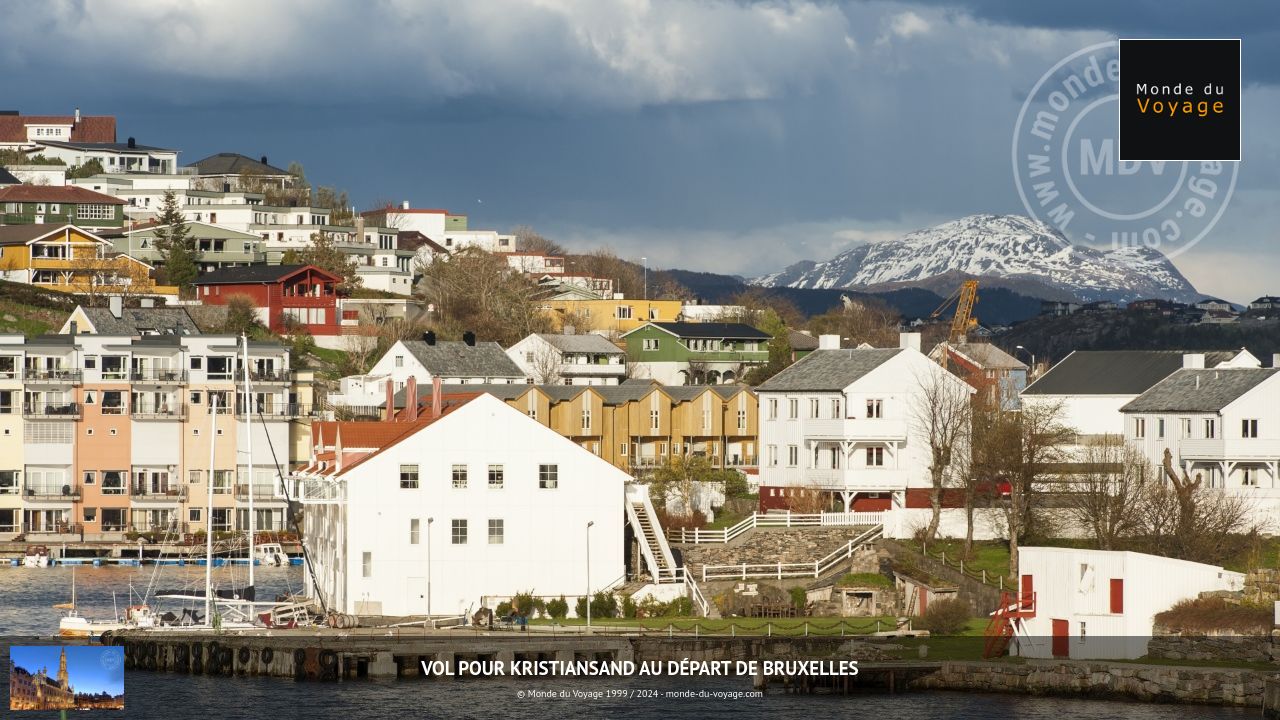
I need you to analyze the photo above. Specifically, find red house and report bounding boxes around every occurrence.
[193,264,341,336]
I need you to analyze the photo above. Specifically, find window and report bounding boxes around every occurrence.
[616,306,632,319]
[1204,419,1216,439]
[1156,418,1165,440]
[788,398,798,419]
[189,508,201,522]
[399,464,419,489]
[188,470,202,484]
[581,408,591,430]
[451,464,467,489]
[362,552,372,578]
[190,356,203,370]
[866,399,883,418]
[768,445,777,467]
[488,518,504,545]
[83,507,97,523]
[102,471,126,495]
[1180,417,1191,437]
[409,518,420,545]
[659,443,668,455]
[702,409,711,430]
[620,443,628,456]
[831,398,842,418]
[1133,417,1146,439]
[1243,419,1259,438]
[1242,467,1257,486]
[649,409,659,430]
[189,391,202,405]
[78,203,113,220]
[539,464,558,489]
[82,471,96,485]
[451,519,467,544]
[866,447,885,467]
[0,471,18,495]
[212,470,233,494]
[787,445,798,467]
[642,338,659,351]
[487,464,504,489]
[101,390,125,414]
[395,355,404,367]
[809,398,819,418]
[84,356,97,369]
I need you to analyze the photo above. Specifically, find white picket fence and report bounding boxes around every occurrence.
[698,525,883,582]
[666,511,884,544]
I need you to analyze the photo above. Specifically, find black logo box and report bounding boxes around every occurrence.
[1118,39,1240,162]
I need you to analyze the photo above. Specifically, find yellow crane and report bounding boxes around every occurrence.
[930,279,979,344]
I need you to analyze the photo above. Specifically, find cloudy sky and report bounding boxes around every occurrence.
[3,1,1276,302]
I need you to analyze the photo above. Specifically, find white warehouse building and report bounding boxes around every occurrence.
[297,392,627,618]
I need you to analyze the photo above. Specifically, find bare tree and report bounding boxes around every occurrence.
[526,341,563,385]
[513,225,566,256]
[1003,400,1075,576]
[1065,435,1153,550]
[1141,449,1260,563]
[806,298,901,347]
[912,369,972,541]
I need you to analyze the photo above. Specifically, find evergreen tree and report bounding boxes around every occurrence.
[152,190,198,295]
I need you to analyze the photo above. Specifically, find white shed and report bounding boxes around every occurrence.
[1012,547,1244,659]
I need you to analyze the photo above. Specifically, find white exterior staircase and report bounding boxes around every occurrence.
[625,484,679,583]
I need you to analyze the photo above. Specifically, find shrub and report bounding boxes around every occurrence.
[496,600,513,618]
[546,596,569,620]
[622,595,638,619]
[1155,596,1272,634]
[837,572,892,588]
[590,591,619,619]
[918,598,970,635]
[511,591,543,618]
[790,587,808,613]
[666,596,694,617]
[574,596,588,619]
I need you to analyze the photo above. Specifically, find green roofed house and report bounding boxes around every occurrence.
[621,321,770,385]
[115,221,266,273]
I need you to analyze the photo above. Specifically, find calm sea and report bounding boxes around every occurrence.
[0,566,1251,719]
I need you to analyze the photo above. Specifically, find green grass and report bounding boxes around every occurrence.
[836,572,892,588]
[907,539,1015,580]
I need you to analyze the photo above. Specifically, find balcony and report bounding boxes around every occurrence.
[129,369,188,384]
[1179,438,1280,461]
[235,402,314,419]
[801,467,910,490]
[23,483,81,501]
[23,402,82,420]
[235,484,282,501]
[129,520,187,534]
[27,522,84,535]
[804,417,907,441]
[250,369,294,384]
[131,485,186,502]
[24,369,81,385]
[724,455,758,468]
[131,403,187,421]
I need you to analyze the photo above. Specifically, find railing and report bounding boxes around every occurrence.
[235,484,282,500]
[130,485,186,501]
[917,541,1014,590]
[235,403,314,418]
[24,369,82,383]
[700,525,883,582]
[250,369,294,383]
[23,483,81,500]
[667,511,885,544]
[27,522,84,535]
[131,403,187,420]
[129,369,187,383]
[129,521,187,534]
[22,402,82,419]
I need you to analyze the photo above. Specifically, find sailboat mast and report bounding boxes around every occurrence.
[205,392,217,625]
[242,333,255,590]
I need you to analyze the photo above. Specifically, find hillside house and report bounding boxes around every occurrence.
[622,322,770,385]
[192,264,341,337]
[0,225,169,298]
[505,333,626,385]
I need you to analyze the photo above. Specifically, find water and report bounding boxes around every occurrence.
[0,567,1253,719]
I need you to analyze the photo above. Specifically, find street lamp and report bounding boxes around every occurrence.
[1014,345,1036,378]
[427,517,434,621]
[585,520,595,632]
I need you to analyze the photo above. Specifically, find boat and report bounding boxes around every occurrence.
[24,545,50,568]
[57,568,159,638]
[256,542,288,566]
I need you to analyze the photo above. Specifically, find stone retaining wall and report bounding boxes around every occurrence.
[679,528,878,578]
[1148,627,1280,664]
[913,660,1271,706]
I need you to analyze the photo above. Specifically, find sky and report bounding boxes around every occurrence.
[1,1,1276,302]
[10,645,125,696]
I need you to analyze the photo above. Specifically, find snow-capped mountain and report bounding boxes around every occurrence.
[750,214,1201,304]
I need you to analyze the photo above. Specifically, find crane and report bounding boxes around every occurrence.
[930,279,979,344]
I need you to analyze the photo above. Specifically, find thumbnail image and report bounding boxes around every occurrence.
[9,646,124,711]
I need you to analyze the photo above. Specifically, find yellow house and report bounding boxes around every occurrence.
[540,298,683,336]
[405,381,759,475]
[0,224,177,298]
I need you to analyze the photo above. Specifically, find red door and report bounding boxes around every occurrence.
[1109,579,1124,614]
[1051,619,1069,658]
[917,588,928,615]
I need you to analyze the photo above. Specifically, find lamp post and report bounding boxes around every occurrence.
[586,520,594,632]
[1014,345,1036,378]
[426,517,434,621]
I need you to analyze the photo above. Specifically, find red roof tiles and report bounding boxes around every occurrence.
[0,114,116,144]
[0,185,125,205]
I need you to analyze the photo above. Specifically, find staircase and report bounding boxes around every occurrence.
[983,590,1036,658]
[624,484,679,583]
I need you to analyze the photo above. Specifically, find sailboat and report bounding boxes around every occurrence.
[58,568,156,639]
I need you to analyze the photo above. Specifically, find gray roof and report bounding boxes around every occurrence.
[787,330,819,351]
[756,348,902,392]
[1121,368,1278,413]
[39,139,173,153]
[536,333,623,354]
[393,381,747,408]
[189,153,290,177]
[1023,350,1235,396]
[76,306,200,336]
[402,341,526,379]
[944,343,1026,370]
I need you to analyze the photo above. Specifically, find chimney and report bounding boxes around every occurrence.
[818,334,840,350]
[431,376,442,419]
[384,380,395,422]
[127,137,136,149]
[140,298,154,308]
[401,200,410,210]
[109,296,123,319]
[1273,353,1280,369]
[422,330,436,346]
[405,376,418,422]
[1183,353,1206,369]
[260,155,268,165]
[563,325,576,336]
[74,107,80,123]
[463,331,476,347]
[899,332,922,352]
[354,215,365,241]
[69,321,77,335]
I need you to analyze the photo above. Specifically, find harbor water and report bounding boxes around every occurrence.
[0,566,1253,719]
